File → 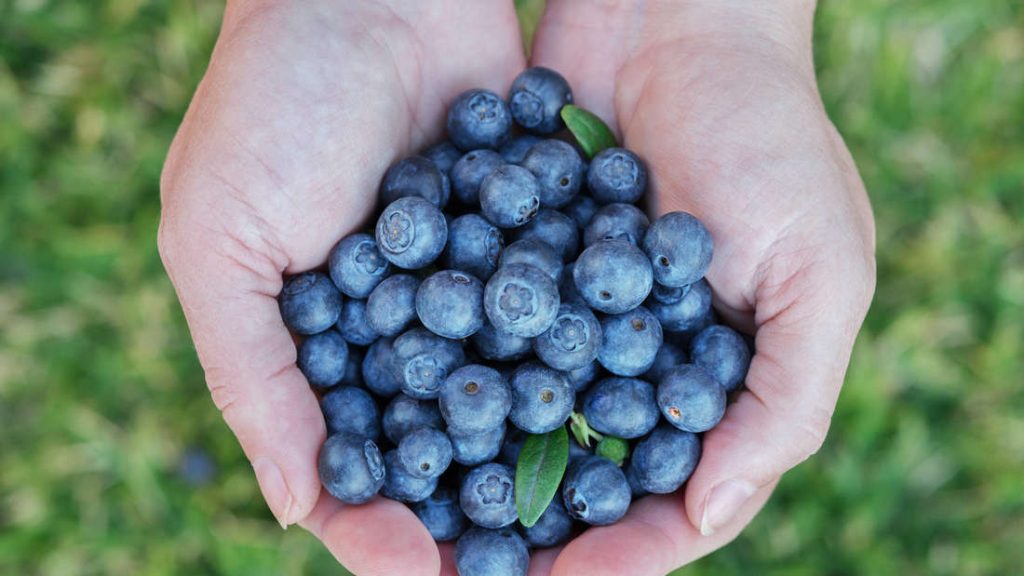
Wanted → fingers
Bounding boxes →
[301,492,441,576]
[551,485,775,576]
[684,257,874,536]
[158,208,325,528]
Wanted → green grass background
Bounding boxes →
[1,0,1022,574]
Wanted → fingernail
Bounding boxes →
[700,479,757,536]
[253,456,294,529]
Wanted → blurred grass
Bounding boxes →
[1,0,1022,574]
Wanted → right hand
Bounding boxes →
[157,2,524,573]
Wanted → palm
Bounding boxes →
[159,2,524,574]
[532,6,874,575]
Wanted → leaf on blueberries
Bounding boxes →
[596,436,630,467]
[561,104,617,158]
[515,426,569,528]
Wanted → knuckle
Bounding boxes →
[792,406,832,459]
[205,366,244,416]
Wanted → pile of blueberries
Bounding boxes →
[278,67,751,575]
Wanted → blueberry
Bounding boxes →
[415,270,485,339]
[423,140,462,175]
[479,164,542,229]
[628,424,701,494]
[449,421,506,466]
[598,306,663,377]
[587,147,647,204]
[562,455,631,526]
[297,329,349,389]
[391,327,466,400]
[375,196,448,270]
[412,486,468,542]
[444,213,504,281]
[320,385,381,439]
[336,298,379,346]
[534,303,602,371]
[563,194,598,229]
[508,66,573,134]
[470,321,534,362]
[451,149,505,206]
[460,462,518,528]
[381,449,438,503]
[455,527,529,576]
[498,134,542,164]
[484,263,561,338]
[447,89,513,151]
[279,272,343,335]
[565,360,601,393]
[519,498,574,548]
[362,336,402,397]
[582,377,659,439]
[583,202,650,247]
[440,364,511,435]
[497,426,528,465]
[382,393,444,444]
[318,432,385,504]
[574,239,653,314]
[499,238,564,283]
[328,233,390,299]
[521,139,584,208]
[657,364,726,433]
[509,362,575,434]
[398,427,453,480]
[647,278,713,334]
[645,341,689,383]
[512,208,579,262]
[690,324,751,392]
[380,155,450,208]
[365,274,420,337]
[643,211,713,287]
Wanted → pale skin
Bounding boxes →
[158,1,876,574]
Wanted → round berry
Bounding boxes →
[447,88,513,151]
[375,196,448,270]
[643,211,714,287]
[318,432,385,504]
[279,272,343,335]
[328,233,390,299]
[587,147,647,204]
[484,263,560,338]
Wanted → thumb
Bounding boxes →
[158,202,325,528]
[686,258,874,536]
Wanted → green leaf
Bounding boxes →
[561,104,618,158]
[569,412,603,448]
[596,436,630,467]
[515,427,569,528]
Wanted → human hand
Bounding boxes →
[530,1,876,573]
[157,1,524,573]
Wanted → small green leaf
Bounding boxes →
[561,104,617,158]
[569,407,598,448]
[569,412,603,448]
[515,427,569,528]
[596,436,630,467]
